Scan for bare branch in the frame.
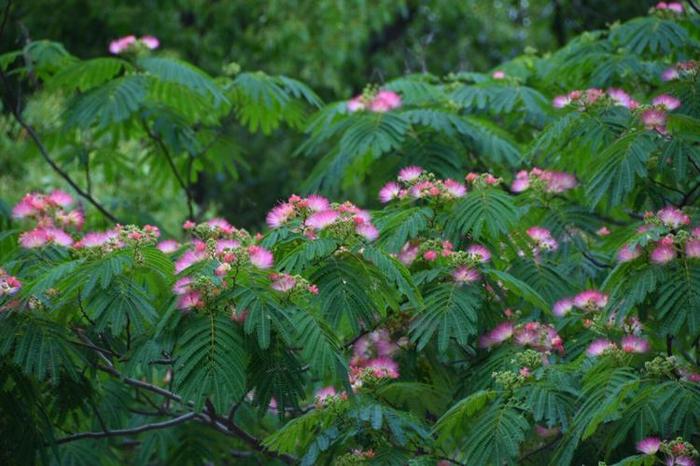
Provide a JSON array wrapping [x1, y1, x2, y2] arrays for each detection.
[[56, 412, 196, 444]]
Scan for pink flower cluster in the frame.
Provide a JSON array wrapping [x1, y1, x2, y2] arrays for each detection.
[[397, 240, 489, 285], [465, 172, 501, 186], [526, 226, 559, 252], [511, 168, 577, 194], [14, 191, 84, 248], [618, 208, 699, 265], [0, 269, 21, 297], [637, 436, 697, 466], [347, 89, 401, 113], [552, 88, 606, 109], [109, 35, 159, 54], [270, 272, 318, 295], [553, 290, 608, 316], [662, 61, 699, 81], [267, 194, 378, 241], [314, 386, 348, 407], [349, 329, 402, 387], [654, 2, 684, 13], [479, 321, 564, 354], [641, 94, 681, 133], [586, 335, 650, 356], [379, 166, 467, 203]]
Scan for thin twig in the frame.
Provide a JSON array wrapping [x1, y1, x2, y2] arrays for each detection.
[[56, 412, 196, 444]]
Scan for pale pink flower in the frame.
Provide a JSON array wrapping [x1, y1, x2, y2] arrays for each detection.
[[586, 339, 616, 356], [47, 190, 74, 207], [365, 357, 400, 378], [12, 194, 44, 218], [0, 273, 21, 296], [452, 266, 481, 284], [315, 386, 337, 404], [653, 94, 681, 111], [467, 244, 491, 263], [670, 457, 696, 466], [356, 223, 379, 241], [177, 291, 203, 311], [397, 241, 420, 266], [172, 277, 193, 295], [306, 195, 330, 212], [157, 240, 179, 253], [174, 249, 207, 273], [651, 238, 676, 264], [552, 95, 571, 108], [74, 230, 119, 249], [207, 218, 234, 234], [266, 203, 295, 228], [443, 179, 467, 198], [370, 90, 401, 112], [397, 166, 423, 182], [642, 108, 667, 131], [248, 246, 273, 269], [182, 220, 196, 230], [607, 88, 633, 108], [686, 239, 700, 258], [527, 226, 558, 251], [492, 70, 506, 79], [662, 67, 680, 81], [553, 298, 574, 317], [544, 171, 577, 193], [511, 170, 530, 192], [271, 273, 296, 292], [617, 244, 642, 263], [573, 290, 608, 311], [379, 182, 401, 203], [305, 209, 339, 230], [597, 226, 611, 236], [216, 239, 241, 253], [480, 322, 514, 348], [621, 335, 650, 353], [667, 2, 684, 13], [109, 35, 136, 54], [636, 437, 661, 455], [141, 35, 159, 49], [55, 210, 84, 230], [347, 96, 365, 112], [657, 206, 690, 228], [44, 228, 73, 247]]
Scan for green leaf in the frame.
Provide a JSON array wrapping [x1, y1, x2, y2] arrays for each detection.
[[444, 188, 518, 240]]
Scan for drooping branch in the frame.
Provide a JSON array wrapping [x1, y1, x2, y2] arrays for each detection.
[[56, 412, 196, 444]]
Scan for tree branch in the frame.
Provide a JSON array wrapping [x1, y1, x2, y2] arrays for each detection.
[[56, 412, 196, 444]]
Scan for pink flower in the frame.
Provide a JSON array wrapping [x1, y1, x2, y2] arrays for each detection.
[[248, 246, 273, 269], [480, 322, 514, 348], [662, 67, 680, 81], [608, 88, 633, 108], [369, 90, 401, 112], [586, 339, 616, 356], [597, 226, 611, 236], [271, 273, 297, 292], [216, 239, 241, 253], [653, 94, 681, 111], [642, 108, 667, 131], [182, 220, 196, 230], [12, 194, 44, 218], [172, 277, 193, 295], [306, 195, 330, 212], [47, 190, 74, 207], [398, 165, 423, 182], [308, 284, 319, 294], [0, 273, 21, 296], [45, 228, 74, 247], [443, 179, 467, 198], [621, 335, 650, 353], [527, 226, 559, 251], [315, 386, 337, 404], [174, 249, 207, 273], [56, 210, 85, 230], [347, 96, 365, 112], [365, 357, 400, 379], [266, 203, 296, 228], [356, 223, 379, 241], [617, 244, 642, 263], [651, 238, 676, 264], [511, 170, 530, 192], [492, 70, 506, 79], [177, 291, 203, 311], [379, 182, 401, 203], [552, 95, 571, 108], [207, 218, 234, 234], [74, 230, 119, 249], [452, 266, 481, 284], [305, 210, 339, 230], [423, 250, 438, 261], [636, 437, 661, 455], [467, 244, 491, 263], [686, 239, 700, 258], [553, 298, 574, 317], [671, 457, 696, 466], [657, 206, 690, 228], [109, 35, 136, 54], [157, 240, 179, 253], [397, 241, 420, 266], [573, 290, 608, 311], [667, 2, 684, 13], [141, 35, 159, 49], [544, 171, 577, 193]]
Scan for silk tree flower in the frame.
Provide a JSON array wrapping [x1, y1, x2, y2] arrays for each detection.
[[637, 437, 661, 455], [552, 95, 571, 108], [172, 277, 193, 295], [356, 223, 379, 240], [177, 291, 204, 311], [642, 108, 667, 131], [617, 244, 642, 263], [535, 425, 561, 438], [157, 240, 180, 253], [397, 165, 423, 182], [466, 244, 491, 263], [443, 179, 467, 198], [597, 226, 611, 236], [670, 458, 696, 466], [479, 322, 514, 348], [527, 226, 559, 251], [369, 90, 402, 112], [686, 239, 700, 258], [266, 203, 295, 228], [662, 67, 680, 81], [409, 181, 439, 199], [657, 206, 690, 228], [653, 94, 681, 111], [207, 218, 235, 234], [541, 170, 577, 193], [248, 246, 273, 269], [492, 70, 506, 79], [379, 182, 401, 203], [140, 35, 159, 49], [573, 290, 608, 311], [74, 230, 120, 249], [365, 357, 400, 379], [586, 339, 616, 356], [621, 335, 650, 353], [397, 241, 420, 266], [0, 271, 21, 297], [608, 88, 634, 108], [315, 386, 338, 404], [553, 298, 574, 317], [305, 210, 340, 230], [347, 95, 365, 112], [651, 237, 676, 264], [55, 210, 85, 230], [306, 194, 330, 212], [12, 193, 44, 218], [452, 266, 481, 284], [270, 273, 297, 292], [109, 35, 137, 54], [511, 170, 530, 192]]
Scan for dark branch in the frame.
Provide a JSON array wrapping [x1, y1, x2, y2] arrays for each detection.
[[56, 413, 196, 444], [688, 0, 700, 15]]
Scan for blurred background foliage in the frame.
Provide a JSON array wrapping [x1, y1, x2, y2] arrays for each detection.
[[0, 0, 655, 231]]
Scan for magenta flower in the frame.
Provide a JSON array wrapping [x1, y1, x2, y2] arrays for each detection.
[[443, 179, 467, 198], [47, 190, 74, 207], [355, 223, 379, 241], [157, 240, 180, 253], [315, 386, 337, 404], [527, 226, 559, 251], [671, 457, 697, 466], [266, 203, 295, 229], [586, 339, 616, 356], [397, 241, 420, 266], [467, 244, 491, 263], [452, 266, 481, 284], [608, 88, 633, 108], [109, 35, 136, 54], [0, 271, 21, 297], [365, 357, 400, 379], [306, 194, 330, 212], [271, 273, 297, 292], [653, 94, 681, 111], [398, 165, 423, 182], [492, 70, 506, 79], [573, 290, 608, 311], [369, 90, 402, 112], [617, 244, 642, 263], [636, 437, 661, 455], [74, 230, 119, 249], [657, 206, 690, 228], [172, 277, 193, 295], [553, 298, 574, 317], [552, 95, 571, 108], [480, 322, 514, 348], [248, 246, 273, 269], [662, 67, 680, 81], [305, 209, 339, 230], [686, 239, 700, 258], [174, 249, 207, 273], [642, 108, 667, 131], [544, 171, 578, 193], [621, 335, 650, 353], [177, 291, 203, 311], [379, 182, 401, 203], [651, 238, 676, 264], [141, 35, 160, 49]]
